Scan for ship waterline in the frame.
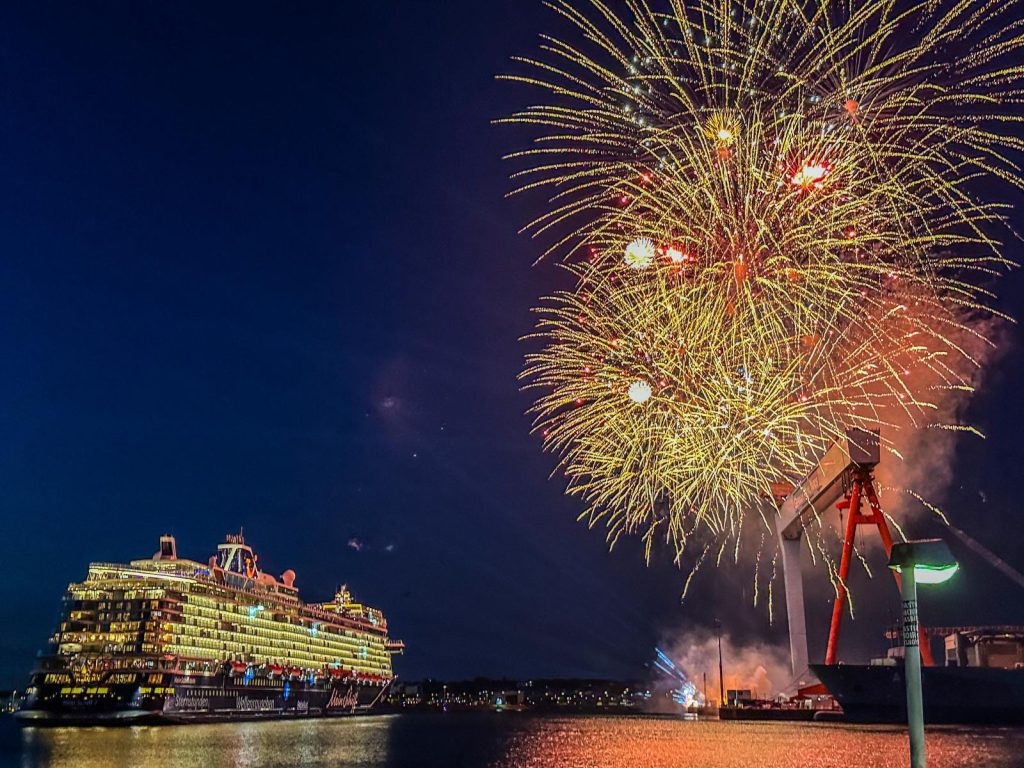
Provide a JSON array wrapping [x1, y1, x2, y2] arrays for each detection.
[[17, 533, 403, 725]]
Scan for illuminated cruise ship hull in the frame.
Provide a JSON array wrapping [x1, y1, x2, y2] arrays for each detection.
[[17, 533, 403, 726], [18, 675, 389, 725]]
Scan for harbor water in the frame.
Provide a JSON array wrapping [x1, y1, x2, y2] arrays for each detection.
[[3, 713, 1024, 768]]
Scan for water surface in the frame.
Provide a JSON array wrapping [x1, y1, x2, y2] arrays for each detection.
[[3, 713, 1023, 768]]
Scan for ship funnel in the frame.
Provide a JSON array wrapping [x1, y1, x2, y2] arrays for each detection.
[[281, 569, 296, 587], [156, 535, 178, 560]]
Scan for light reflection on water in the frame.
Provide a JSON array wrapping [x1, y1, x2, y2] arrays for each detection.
[[492, 717, 1024, 768], [13, 717, 396, 768], [6, 714, 1024, 768]]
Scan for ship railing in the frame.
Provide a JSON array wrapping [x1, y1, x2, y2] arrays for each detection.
[[883, 625, 1024, 641], [303, 603, 388, 635], [79, 560, 393, 642], [150, 564, 389, 637]]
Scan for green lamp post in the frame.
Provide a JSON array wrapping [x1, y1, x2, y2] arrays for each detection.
[[887, 539, 959, 768]]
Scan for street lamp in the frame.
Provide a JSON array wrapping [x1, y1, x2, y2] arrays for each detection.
[[887, 539, 959, 768]]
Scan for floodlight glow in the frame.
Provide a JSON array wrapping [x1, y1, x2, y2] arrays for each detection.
[[887, 539, 959, 585], [890, 561, 959, 584]]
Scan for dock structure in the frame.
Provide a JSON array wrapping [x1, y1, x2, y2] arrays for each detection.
[[775, 429, 882, 688]]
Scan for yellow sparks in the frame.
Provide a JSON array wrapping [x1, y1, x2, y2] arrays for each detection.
[[502, 0, 1021, 577]]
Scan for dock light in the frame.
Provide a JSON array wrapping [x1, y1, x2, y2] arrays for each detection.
[[887, 539, 958, 768], [889, 539, 959, 584]]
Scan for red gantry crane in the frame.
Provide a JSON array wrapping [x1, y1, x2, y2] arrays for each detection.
[[774, 429, 934, 689]]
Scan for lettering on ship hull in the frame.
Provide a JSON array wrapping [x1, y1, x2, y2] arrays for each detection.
[[236, 696, 277, 712], [165, 695, 210, 713], [327, 687, 359, 711]]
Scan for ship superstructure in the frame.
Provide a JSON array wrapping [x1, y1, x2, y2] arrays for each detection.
[[17, 533, 404, 725]]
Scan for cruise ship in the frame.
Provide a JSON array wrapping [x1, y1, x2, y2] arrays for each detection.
[[16, 533, 404, 725]]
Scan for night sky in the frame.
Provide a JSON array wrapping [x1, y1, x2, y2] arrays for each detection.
[[2, 1, 1024, 690]]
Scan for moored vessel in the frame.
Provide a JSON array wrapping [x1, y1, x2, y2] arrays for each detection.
[[812, 626, 1024, 724], [16, 532, 404, 725]]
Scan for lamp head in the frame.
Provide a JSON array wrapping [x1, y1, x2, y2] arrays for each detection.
[[888, 539, 959, 585]]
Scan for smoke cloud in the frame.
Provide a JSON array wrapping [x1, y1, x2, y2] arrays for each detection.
[[660, 629, 791, 700], [872, 316, 1009, 524]]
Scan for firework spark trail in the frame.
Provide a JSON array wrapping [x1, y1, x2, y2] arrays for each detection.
[[653, 646, 703, 706], [503, 0, 1022, 588]]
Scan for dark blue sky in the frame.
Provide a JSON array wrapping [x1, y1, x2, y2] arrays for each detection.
[[1, 1, 1023, 689]]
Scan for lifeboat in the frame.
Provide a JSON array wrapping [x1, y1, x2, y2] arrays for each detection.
[[229, 661, 248, 677], [268, 664, 284, 677]]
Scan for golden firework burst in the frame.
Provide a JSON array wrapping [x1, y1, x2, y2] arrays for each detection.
[[501, 0, 1022, 584]]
